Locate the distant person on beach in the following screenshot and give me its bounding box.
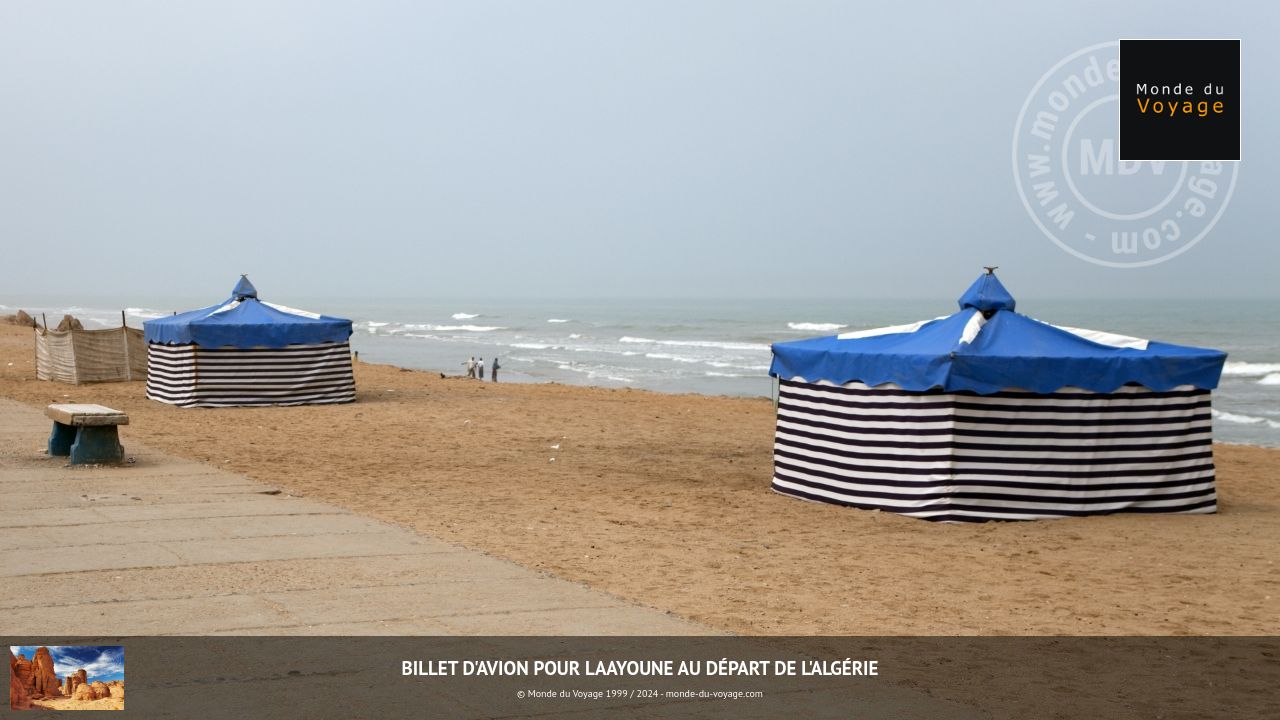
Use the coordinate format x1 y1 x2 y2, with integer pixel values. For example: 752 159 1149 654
491 357 500 383
463 356 475 378
478 357 485 380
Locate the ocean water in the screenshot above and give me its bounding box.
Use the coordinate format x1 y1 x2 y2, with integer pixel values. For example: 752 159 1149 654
4 296 1278 448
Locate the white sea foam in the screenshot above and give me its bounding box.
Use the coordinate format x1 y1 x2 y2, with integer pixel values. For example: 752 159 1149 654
555 362 634 383
1212 409 1264 424
1258 373 1280 386
705 361 769 371
619 336 769 352
510 343 553 350
547 318 570 323
1211 409 1280 429
568 333 582 339
366 321 389 327
451 313 479 320
787 322 847 332
1222 361 1280 377
646 352 701 364
123 307 167 319
434 324 503 332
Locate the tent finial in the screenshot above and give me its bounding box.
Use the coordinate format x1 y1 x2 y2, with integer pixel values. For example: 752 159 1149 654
959 271 1015 313
232 275 258 300
983 265 999 275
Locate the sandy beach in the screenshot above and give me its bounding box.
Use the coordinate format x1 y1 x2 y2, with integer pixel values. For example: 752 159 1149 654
29 695 124 711
1 322 1276 636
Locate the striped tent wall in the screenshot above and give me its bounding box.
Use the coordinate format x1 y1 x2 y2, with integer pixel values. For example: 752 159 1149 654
772 378 1216 522
146 342 356 408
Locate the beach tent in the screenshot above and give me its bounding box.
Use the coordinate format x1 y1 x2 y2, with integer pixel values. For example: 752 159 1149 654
143 276 355 407
34 321 146 384
768 271 1227 522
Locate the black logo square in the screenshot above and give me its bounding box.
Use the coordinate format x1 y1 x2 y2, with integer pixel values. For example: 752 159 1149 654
1119 39 1240 161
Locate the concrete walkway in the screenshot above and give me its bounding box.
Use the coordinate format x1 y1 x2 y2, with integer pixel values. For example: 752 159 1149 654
0 399 708 635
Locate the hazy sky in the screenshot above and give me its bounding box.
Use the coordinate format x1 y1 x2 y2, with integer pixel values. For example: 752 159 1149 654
1 1 1275 300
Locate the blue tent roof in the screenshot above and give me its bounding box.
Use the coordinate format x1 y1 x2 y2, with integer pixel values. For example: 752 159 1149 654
770 272 1226 394
144 277 353 348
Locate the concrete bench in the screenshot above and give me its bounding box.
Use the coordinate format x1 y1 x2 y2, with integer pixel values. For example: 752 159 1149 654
46 403 128 464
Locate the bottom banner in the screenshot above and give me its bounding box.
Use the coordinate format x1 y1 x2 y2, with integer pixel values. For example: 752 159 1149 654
6 636 1278 718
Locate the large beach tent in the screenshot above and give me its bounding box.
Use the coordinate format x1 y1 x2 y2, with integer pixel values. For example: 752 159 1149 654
34 318 146 384
768 270 1227 522
143 276 356 407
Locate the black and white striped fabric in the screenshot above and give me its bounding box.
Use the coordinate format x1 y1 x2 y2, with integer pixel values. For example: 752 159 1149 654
773 378 1216 522
146 342 356 408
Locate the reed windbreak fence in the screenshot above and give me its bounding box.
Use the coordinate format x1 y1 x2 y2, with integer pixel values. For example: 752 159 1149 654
35 324 147 384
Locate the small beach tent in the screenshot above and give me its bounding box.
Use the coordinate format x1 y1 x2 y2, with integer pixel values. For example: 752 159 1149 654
768 271 1227 522
143 276 355 407
34 320 146 384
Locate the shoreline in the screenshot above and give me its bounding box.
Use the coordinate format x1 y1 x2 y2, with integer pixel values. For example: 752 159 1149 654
1 321 1278 635
6 306 1278 448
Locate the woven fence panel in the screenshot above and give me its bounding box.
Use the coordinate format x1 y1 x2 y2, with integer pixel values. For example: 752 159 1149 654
34 327 146 384
35 329 76 382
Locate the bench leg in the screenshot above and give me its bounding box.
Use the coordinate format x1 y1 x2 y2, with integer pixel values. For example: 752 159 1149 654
48 421 77 457
69 426 125 465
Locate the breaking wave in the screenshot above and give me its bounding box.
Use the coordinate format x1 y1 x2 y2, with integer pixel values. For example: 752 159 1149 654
432 324 503 332
123 307 168 319
1222 361 1280 377
646 352 702 364
619 336 770 352
555 362 634 384
1211 409 1280 429
787 322 846 332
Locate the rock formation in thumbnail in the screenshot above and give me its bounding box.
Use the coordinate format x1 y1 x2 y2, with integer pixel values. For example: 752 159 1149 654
9 650 31 710
30 646 62 698
13 647 121 710
12 652 33 692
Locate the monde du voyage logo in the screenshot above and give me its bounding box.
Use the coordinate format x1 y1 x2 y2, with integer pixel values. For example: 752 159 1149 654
1013 40 1240 268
